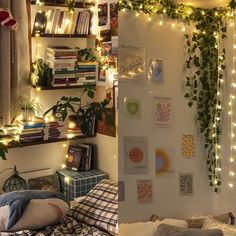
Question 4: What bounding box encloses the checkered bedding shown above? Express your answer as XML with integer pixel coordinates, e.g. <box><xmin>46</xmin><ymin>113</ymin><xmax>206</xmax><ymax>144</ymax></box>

<box><xmin>1</xmin><ymin>211</ymin><xmax>111</xmax><ymax>236</ymax></box>
<box><xmin>68</xmin><ymin>180</ymin><xmax>118</xmax><ymax>235</ymax></box>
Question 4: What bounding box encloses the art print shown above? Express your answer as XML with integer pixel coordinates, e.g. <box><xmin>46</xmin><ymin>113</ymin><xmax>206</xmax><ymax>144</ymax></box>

<box><xmin>124</xmin><ymin>97</ymin><xmax>141</xmax><ymax>119</ymax></box>
<box><xmin>148</xmin><ymin>58</ymin><xmax>164</xmax><ymax>84</ymax></box>
<box><xmin>179</xmin><ymin>173</ymin><xmax>193</xmax><ymax>196</ymax></box>
<box><xmin>137</xmin><ymin>180</ymin><xmax>153</xmax><ymax>203</ymax></box>
<box><xmin>123</xmin><ymin>136</ymin><xmax>149</xmax><ymax>175</ymax></box>
<box><xmin>119</xmin><ymin>44</ymin><xmax>145</xmax><ymax>83</ymax></box>
<box><xmin>118</xmin><ymin>181</ymin><xmax>125</xmax><ymax>201</ymax></box>
<box><xmin>98</xmin><ymin>3</ymin><xmax>108</xmax><ymax>26</ymax></box>
<box><xmin>182</xmin><ymin>134</ymin><xmax>195</xmax><ymax>158</ymax></box>
<box><xmin>152</xmin><ymin>95</ymin><xmax>173</xmax><ymax>128</ymax></box>
<box><xmin>110</xmin><ymin>2</ymin><xmax>118</xmax><ymax>36</ymax></box>
<box><xmin>155</xmin><ymin>148</ymin><xmax>174</xmax><ymax>176</ymax></box>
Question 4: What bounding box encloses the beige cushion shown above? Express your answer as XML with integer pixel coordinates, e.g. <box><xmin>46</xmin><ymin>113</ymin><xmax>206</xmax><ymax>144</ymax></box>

<box><xmin>0</xmin><ymin>198</ymin><xmax>69</xmax><ymax>232</ymax></box>
<box><xmin>187</xmin><ymin>212</ymin><xmax>234</xmax><ymax>228</ymax></box>
<box><xmin>157</xmin><ymin>224</ymin><xmax>223</xmax><ymax>236</ymax></box>
<box><xmin>202</xmin><ymin>217</ymin><xmax>236</xmax><ymax>236</ymax></box>
<box><xmin>119</xmin><ymin>218</ymin><xmax>187</xmax><ymax>236</ymax></box>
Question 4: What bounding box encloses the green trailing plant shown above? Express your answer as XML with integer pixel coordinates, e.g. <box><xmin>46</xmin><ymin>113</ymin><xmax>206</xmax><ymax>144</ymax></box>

<box><xmin>30</xmin><ymin>59</ymin><xmax>53</xmax><ymax>87</ymax></box>
<box><xmin>119</xmin><ymin>0</ymin><xmax>236</xmax><ymax>192</ymax></box>
<box><xmin>44</xmin><ymin>84</ymin><xmax>113</xmax><ymax>135</ymax></box>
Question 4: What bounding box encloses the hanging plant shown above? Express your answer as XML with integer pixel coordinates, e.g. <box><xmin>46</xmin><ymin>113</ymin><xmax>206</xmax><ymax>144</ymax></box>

<box><xmin>119</xmin><ymin>0</ymin><xmax>236</xmax><ymax>192</ymax></box>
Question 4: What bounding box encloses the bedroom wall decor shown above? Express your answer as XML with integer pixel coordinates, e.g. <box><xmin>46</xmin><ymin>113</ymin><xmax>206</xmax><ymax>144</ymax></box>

<box><xmin>182</xmin><ymin>134</ymin><xmax>195</xmax><ymax>158</ymax></box>
<box><xmin>119</xmin><ymin>0</ymin><xmax>236</xmax><ymax>192</ymax></box>
<box><xmin>152</xmin><ymin>94</ymin><xmax>173</xmax><ymax>128</ymax></box>
<box><xmin>118</xmin><ymin>181</ymin><xmax>125</xmax><ymax>201</ymax></box>
<box><xmin>155</xmin><ymin>148</ymin><xmax>174</xmax><ymax>176</ymax></box>
<box><xmin>148</xmin><ymin>58</ymin><xmax>164</xmax><ymax>84</ymax></box>
<box><xmin>137</xmin><ymin>179</ymin><xmax>153</xmax><ymax>203</ymax></box>
<box><xmin>123</xmin><ymin>136</ymin><xmax>149</xmax><ymax>175</ymax></box>
<box><xmin>179</xmin><ymin>172</ymin><xmax>194</xmax><ymax>196</ymax></box>
<box><xmin>124</xmin><ymin>97</ymin><xmax>142</xmax><ymax>119</ymax></box>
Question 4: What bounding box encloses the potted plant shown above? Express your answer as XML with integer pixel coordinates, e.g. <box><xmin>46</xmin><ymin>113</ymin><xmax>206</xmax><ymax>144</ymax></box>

<box><xmin>44</xmin><ymin>84</ymin><xmax>113</xmax><ymax>136</ymax></box>
<box><xmin>12</xmin><ymin>96</ymin><xmax>41</xmax><ymax>122</ymax></box>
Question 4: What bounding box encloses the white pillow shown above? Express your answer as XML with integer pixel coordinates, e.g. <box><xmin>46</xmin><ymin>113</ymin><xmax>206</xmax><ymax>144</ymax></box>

<box><xmin>202</xmin><ymin>217</ymin><xmax>236</xmax><ymax>236</ymax></box>
<box><xmin>119</xmin><ymin>218</ymin><xmax>187</xmax><ymax>236</ymax></box>
<box><xmin>0</xmin><ymin>198</ymin><xmax>69</xmax><ymax>232</ymax></box>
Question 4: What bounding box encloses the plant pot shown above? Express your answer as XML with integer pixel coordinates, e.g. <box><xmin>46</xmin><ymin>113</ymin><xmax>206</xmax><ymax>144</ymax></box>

<box><xmin>21</xmin><ymin>109</ymin><xmax>35</xmax><ymax>122</ymax></box>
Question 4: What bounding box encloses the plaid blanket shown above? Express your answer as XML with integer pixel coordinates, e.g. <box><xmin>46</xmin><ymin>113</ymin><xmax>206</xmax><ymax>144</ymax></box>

<box><xmin>1</xmin><ymin>214</ymin><xmax>111</xmax><ymax>236</ymax></box>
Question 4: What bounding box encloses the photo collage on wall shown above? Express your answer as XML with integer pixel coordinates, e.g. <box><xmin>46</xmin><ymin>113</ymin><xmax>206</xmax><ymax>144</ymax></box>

<box><xmin>121</xmin><ymin>45</ymin><xmax>197</xmax><ymax>203</ymax></box>
<box><xmin>98</xmin><ymin>0</ymin><xmax>118</xmax><ymax>86</ymax></box>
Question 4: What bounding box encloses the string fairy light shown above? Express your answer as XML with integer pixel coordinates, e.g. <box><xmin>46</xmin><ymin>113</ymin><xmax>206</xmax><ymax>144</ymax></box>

<box><xmin>228</xmin><ymin>16</ymin><xmax>236</xmax><ymax>189</ymax></box>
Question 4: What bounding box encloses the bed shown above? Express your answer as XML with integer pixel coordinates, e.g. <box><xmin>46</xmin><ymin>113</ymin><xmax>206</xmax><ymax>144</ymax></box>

<box><xmin>0</xmin><ymin>180</ymin><xmax>118</xmax><ymax>236</ymax></box>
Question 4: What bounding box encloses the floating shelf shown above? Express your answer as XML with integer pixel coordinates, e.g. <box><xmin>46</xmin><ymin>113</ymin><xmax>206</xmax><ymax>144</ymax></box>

<box><xmin>30</xmin><ymin>1</ymin><xmax>95</xmax><ymax>8</ymax></box>
<box><xmin>8</xmin><ymin>134</ymin><xmax>96</xmax><ymax>149</ymax></box>
<box><xmin>32</xmin><ymin>83</ymin><xmax>96</xmax><ymax>90</ymax></box>
<box><xmin>31</xmin><ymin>34</ymin><xmax>96</xmax><ymax>39</ymax></box>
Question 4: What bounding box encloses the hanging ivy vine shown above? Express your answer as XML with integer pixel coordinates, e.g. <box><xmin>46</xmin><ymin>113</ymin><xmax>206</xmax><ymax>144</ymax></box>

<box><xmin>119</xmin><ymin>0</ymin><xmax>236</xmax><ymax>192</ymax></box>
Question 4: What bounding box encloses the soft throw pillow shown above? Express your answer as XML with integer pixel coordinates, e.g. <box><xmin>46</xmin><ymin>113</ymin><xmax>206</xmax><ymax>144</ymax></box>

<box><xmin>187</xmin><ymin>212</ymin><xmax>235</xmax><ymax>228</ymax></box>
<box><xmin>119</xmin><ymin>219</ymin><xmax>187</xmax><ymax>236</ymax></box>
<box><xmin>68</xmin><ymin>179</ymin><xmax>118</xmax><ymax>235</ymax></box>
<box><xmin>202</xmin><ymin>217</ymin><xmax>236</xmax><ymax>236</ymax></box>
<box><xmin>156</xmin><ymin>224</ymin><xmax>223</xmax><ymax>236</ymax></box>
<box><xmin>0</xmin><ymin>190</ymin><xmax>69</xmax><ymax>232</ymax></box>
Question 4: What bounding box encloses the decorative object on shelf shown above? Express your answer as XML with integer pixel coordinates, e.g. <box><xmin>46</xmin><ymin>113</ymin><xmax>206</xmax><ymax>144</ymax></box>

<box><xmin>119</xmin><ymin>0</ymin><xmax>236</xmax><ymax>192</ymax></box>
<box><xmin>12</xmin><ymin>96</ymin><xmax>41</xmax><ymax>122</ymax></box>
<box><xmin>30</xmin><ymin>59</ymin><xmax>53</xmax><ymax>87</ymax></box>
<box><xmin>0</xmin><ymin>8</ymin><xmax>18</xmax><ymax>30</ymax></box>
<box><xmin>44</xmin><ymin>84</ymin><xmax>112</xmax><ymax>136</ymax></box>
<box><xmin>77</xmin><ymin>48</ymin><xmax>97</xmax><ymax>62</ymax></box>
<box><xmin>2</xmin><ymin>166</ymin><xmax>28</xmax><ymax>192</ymax></box>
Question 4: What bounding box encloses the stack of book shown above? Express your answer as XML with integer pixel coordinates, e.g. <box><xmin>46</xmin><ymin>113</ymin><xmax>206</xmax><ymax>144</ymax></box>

<box><xmin>46</xmin><ymin>46</ymin><xmax>78</xmax><ymax>87</ymax></box>
<box><xmin>77</xmin><ymin>62</ymin><xmax>97</xmax><ymax>85</ymax></box>
<box><xmin>32</xmin><ymin>9</ymin><xmax>93</xmax><ymax>35</ymax></box>
<box><xmin>17</xmin><ymin>118</ymin><xmax>45</xmax><ymax>142</ymax></box>
<box><xmin>44</xmin><ymin>120</ymin><xmax>66</xmax><ymax>140</ymax></box>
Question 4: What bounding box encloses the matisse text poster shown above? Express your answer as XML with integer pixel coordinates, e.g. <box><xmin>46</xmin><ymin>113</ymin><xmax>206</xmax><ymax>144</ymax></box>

<box><xmin>152</xmin><ymin>95</ymin><xmax>173</xmax><ymax>128</ymax></box>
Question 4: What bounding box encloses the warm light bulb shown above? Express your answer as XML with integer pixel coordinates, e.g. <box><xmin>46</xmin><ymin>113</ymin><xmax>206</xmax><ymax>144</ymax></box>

<box><xmin>62</xmin><ymin>143</ymin><xmax>67</xmax><ymax>148</ymax></box>
<box><xmin>215</xmin><ymin>155</ymin><xmax>220</xmax><ymax>160</ymax></box>
<box><xmin>230</xmin><ymin>158</ymin><xmax>234</xmax><ymax>162</ymax></box>
<box><xmin>64</xmin><ymin>177</ymin><xmax>70</xmax><ymax>183</ymax></box>
<box><xmin>62</xmin><ymin>164</ymin><xmax>66</xmax><ymax>169</ymax></box>
<box><xmin>228</xmin><ymin>183</ymin><xmax>234</xmax><ymax>188</ymax></box>
<box><xmin>159</xmin><ymin>21</ymin><xmax>163</xmax><ymax>26</ymax></box>
<box><xmin>229</xmin><ymin>171</ymin><xmax>235</xmax><ymax>176</ymax></box>
<box><xmin>68</xmin><ymin>122</ymin><xmax>76</xmax><ymax>129</ymax></box>
<box><xmin>163</xmin><ymin>8</ymin><xmax>167</xmax><ymax>14</ymax></box>
<box><xmin>67</xmin><ymin>134</ymin><xmax>75</xmax><ymax>139</ymax></box>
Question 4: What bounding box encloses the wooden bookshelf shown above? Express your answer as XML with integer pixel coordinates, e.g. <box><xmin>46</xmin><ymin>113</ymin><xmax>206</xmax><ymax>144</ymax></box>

<box><xmin>31</xmin><ymin>34</ymin><xmax>96</xmax><ymax>39</ymax></box>
<box><xmin>30</xmin><ymin>1</ymin><xmax>95</xmax><ymax>8</ymax></box>
<box><xmin>32</xmin><ymin>83</ymin><xmax>96</xmax><ymax>90</ymax></box>
<box><xmin>8</xmin><ymin>134</ymin><xmax>96</xmax><ymax>149</ymax></box>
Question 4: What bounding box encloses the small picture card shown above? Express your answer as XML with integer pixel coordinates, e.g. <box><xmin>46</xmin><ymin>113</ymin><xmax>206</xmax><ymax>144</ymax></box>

<box><xmin>124</xmin><ymin>97</ymin><xmax>141</xmax><ymax>119</ymax></box>
<box><xmin>148</xmin><ymin>58</ymin><xmax>164</xmax><ymax>84</ymax></box>
<box><xmin>155</xmin><ymin>148</ymin><xmax>175</xmax><ymax>176</ymax></box>
<box><xmin>179</xmin><ymin>173</ymin><xmax>193</xmax><ymax>196</ymax></box>
<box><xmin>118</xmin><ymin>181</ymin><xmax>125</xmax><ymax>201</ymax></box>
<box><xmin>98</xmin><ymin>3</ymin><xmax>108</xmax><ymax>27</ymax></box>
<box><xmin>123</xmin><ymin>136</ymin><xmax>149</xmax><ymax>175</ymax></box>
<box><xmin>152</xmin><ymin>95</ymin><xmax>173</xmax><ymax>128</ymax></box>
<box><xmin>182</xmin><ymin>134</ymin><xmax>195</xmax><ymax>158</ymax></box>
<box><xmin>137</xmin><ymin>180</ymin><xmax>153</xmax><ymax>203</ymax></box>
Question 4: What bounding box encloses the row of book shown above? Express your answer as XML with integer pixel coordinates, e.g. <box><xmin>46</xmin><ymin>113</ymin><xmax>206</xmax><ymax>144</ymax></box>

<box><xmin>46</xmin><ymin>46</ymin><xmax>97</xmax><ymax>87</ymax></box>
<box><xmin>33</xmin><ymin>9</ymin><xmax>93</xmax><ymax>35</ymax></box>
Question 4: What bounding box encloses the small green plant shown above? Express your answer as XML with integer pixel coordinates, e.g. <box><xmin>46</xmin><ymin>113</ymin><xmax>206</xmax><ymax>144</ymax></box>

<box><xmin>12</xmin><ymin>96</ymin><xmax>41</xmax><ymax>122</ymax></box>
<box><xmin>30</xmin><ymin>59</ymin><xmax>53</xmax><ymax>87</ymax></box>
<box><xmin>44</xmin><ymin>84</ymin><xmax>113</xmax><ymax>135</ymax></box>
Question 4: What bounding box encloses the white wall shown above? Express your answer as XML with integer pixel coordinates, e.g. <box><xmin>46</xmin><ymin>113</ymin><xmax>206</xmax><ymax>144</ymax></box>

<box><xmin>118</xmin><ymin>11</ymin><xmax>213</xmax><ymax>223</ymax></box>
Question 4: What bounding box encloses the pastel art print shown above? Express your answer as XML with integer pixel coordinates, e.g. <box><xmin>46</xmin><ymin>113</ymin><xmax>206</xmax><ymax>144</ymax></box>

<box><xmin>123</xmin><ymin>136</ymin><xmax>149</xmax><ymax>175</ymax></box>
<box><xmin>182</xmin><ymin>134</ymin><xmax>195</xmax><ymax>158</ymax></box>
<box><xmin>148</xmin><ymin>58</ymin><xmax>164</xmax><ymax>84</ymax></box>
<box><xmin>118</xmin><ymin>181</ymin><xmax>125</xmax><ymax>202</ymax></box>
<box><xmin>119</xmin><ymin>44</ymin><xmax>145</xmax><ymax>83</ymax></box>
<box><xmin>155</xmin><ymin>148</ymin><xmax>174</xmax><ymax>176</ymax></box>
<box><xmin>152</xmin><ymin>95</ymin><xmax>173</xmax><ymax>128</ymax></box>
<box><xmin>137</xmin><ymin>180</ymin><xmax>153</xmax><ymax>203</ymax></box>
<box><xmin>124</xmin><ymin>97</ymin><xmax>141</xmax><ymax>118</ymax></box>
